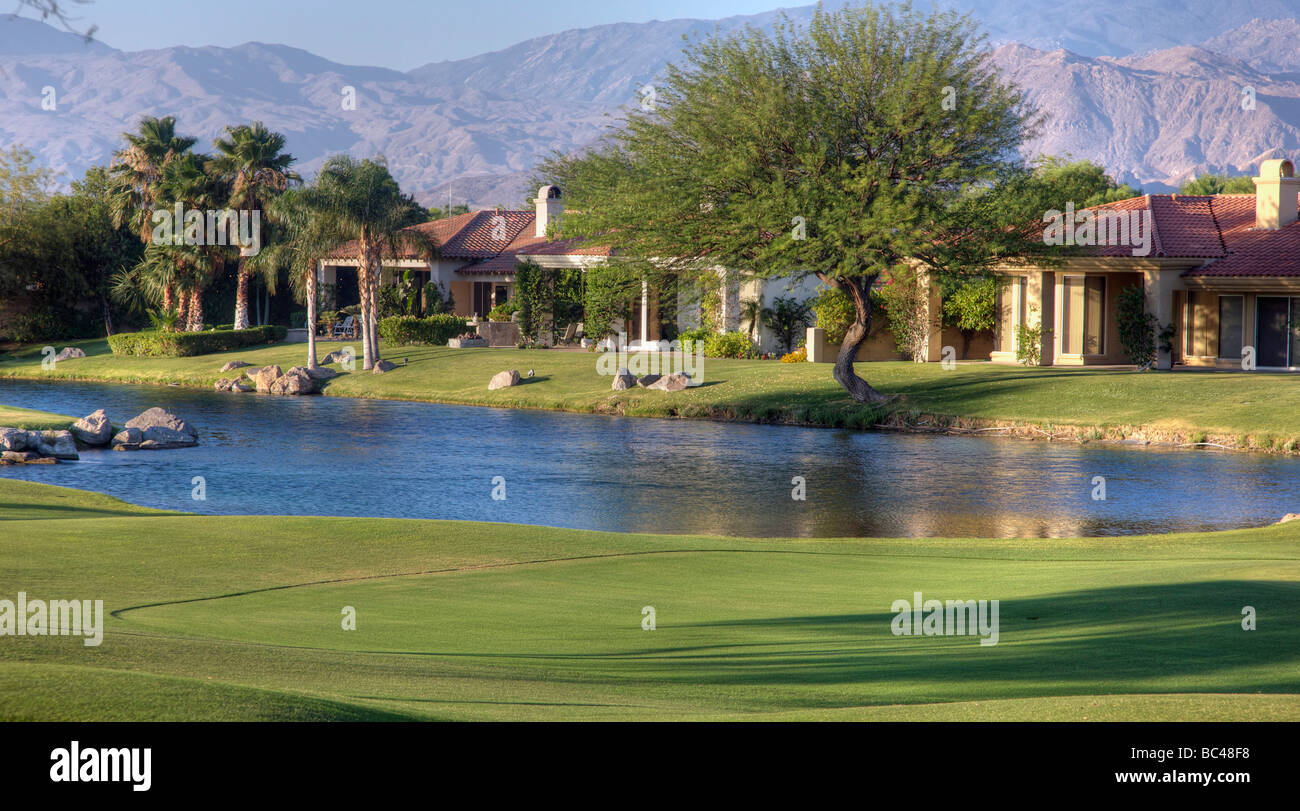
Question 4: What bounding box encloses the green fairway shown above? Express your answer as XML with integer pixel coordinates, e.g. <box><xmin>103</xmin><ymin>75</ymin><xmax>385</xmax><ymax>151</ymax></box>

<box><xmin>2</xmin><ymin>478</ymin><xmax>1297</xmax><ymax>721</ymax></box>
<box><xmin>2</xmin><ymin>337</ymin><xmax>1299</xmax><ymax>444</ymax></box>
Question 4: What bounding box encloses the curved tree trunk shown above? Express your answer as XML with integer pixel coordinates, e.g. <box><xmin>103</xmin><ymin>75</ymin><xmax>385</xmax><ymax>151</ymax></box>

<box><xmin>233</xmin><ymin>260</ymin><xmax>251</xmax><ymax>330</ymax></box>
<box><xmin>821</xmin><ymin>272</ymin><xmax>891</xmax><ymax>405</ymax></box>
<box><xmin>305</xmin><ymin>267</ymin><xmax>319</xmax><ymax>369</ymax></box>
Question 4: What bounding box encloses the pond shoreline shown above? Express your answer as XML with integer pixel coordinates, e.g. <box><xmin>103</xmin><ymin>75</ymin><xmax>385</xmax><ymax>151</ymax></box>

<box><xmin>2</xmin><ymin>366</ymin><xmax>1297</xmax><ymax>459</ymax></box>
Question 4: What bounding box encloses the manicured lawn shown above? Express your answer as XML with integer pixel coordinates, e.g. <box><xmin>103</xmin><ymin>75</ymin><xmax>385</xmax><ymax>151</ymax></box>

<box><xmin>2</xmin><ymin>337</ymin><xmax>1300</xmax><ymax>442</ymax></box>
<box><xmin>2</xmin><ymin>478</ymin><xmax>1297</xmax><ymax>721</ymax></box>
<box><xmin>0</xmin><ymin>404</ymin><xmax>76</xmax><ymax>430</ymax></box>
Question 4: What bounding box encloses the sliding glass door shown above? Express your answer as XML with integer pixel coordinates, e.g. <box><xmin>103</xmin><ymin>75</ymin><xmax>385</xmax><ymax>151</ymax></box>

<box><xmin>1256</xmin><ymin>296</ymin><xmax>1294</xmax><ymax>368</ymax></box>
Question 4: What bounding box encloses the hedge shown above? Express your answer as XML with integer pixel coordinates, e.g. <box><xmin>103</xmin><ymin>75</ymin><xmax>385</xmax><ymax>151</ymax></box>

<box><xmin>377</xmin><ymin>314</ymin><xmax>468</xmax><ymax>346</ymax></box>
<box><xmin>108</xmin><ymin>325</ymin><xmax>287</xmax><ymax>357</ymax></box>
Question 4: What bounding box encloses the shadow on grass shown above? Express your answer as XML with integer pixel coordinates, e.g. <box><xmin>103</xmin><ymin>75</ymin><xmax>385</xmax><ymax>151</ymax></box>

<box><xmin>367</xmin><ymin>581</ymin><xmax>1300</xmax><ymax>696</ymax></box>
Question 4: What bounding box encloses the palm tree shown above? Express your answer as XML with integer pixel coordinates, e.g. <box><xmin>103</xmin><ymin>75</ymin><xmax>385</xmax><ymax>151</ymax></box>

<box><xmin>212</xmin><ymin>122</ymin><xmax>299</xmax><ymax>330</ymax></box>
<box><xmin>255</xmin><ymin>187</ymin><xmax>348</xmax><ymax>369</ymax></box>
<box><xmin>154</xmin><ymin>152</ymin><xmax>231</xmax><ymax>331</ymax></box>
<box><xmin>108</xmin><ymin>116</ymin><xmax>197</xmax><ymax>318</ymax></box>
<box><xmin>302</xmin><ymin>156</ymin><xmax>429</xmax><ymax>369</ymax></box>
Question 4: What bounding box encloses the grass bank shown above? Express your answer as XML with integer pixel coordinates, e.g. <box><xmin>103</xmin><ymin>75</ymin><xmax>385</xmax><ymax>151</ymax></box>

<box><xmin>2</xmin><ymin>337</ymin><xmax>1299</xmax><ymax>450</ymax></box>
<box><xmin>1</xmin><ymin>478</ymin><xmax>1297</xmax><ymax>721</ymax></box>
<box><xmin>0</xmin><ymin>404</ymin><xmax>75</xmax><ymax>430</ymax></box>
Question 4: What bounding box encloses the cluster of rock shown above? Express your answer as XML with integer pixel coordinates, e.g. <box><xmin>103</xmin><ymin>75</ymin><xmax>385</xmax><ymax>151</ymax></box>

<box><xmin>0</xmin><ymin>428</ymin><xmax>76</xmax><ymax>464</ymax></box>
<box><xmin>611</xmin><ymin>369</ymin><xmax>692</xmax><ymax>392</ymax></box>
<box><xmin>214</xmin><ymin>359</ymin><xmax>338</xmax><ymax>395</ymax></box>
<box><xmin>0</xmin><ymin>406</ymin><xmax>198</xmax><ymax>463</ymax></box>
<box><xmin>53</xmin><ymin>346</ymin><xmax>87</xmax><ymax>361</ymax></box>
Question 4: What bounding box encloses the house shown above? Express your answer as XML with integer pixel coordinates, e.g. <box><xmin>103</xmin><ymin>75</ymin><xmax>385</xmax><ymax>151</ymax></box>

<box><xmin>993</xmin><ymin>158</ymin><xmax>1300</xmax><ymax>371</ymax></box>
<box><xmin>318</xmin><ymin>186</ymin><xmax>608</xmax><ymax>332</ymax></box>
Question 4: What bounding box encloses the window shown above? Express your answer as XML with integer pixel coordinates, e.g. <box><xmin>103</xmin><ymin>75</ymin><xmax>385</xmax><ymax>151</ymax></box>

<box><xmin>1217</xmin><ymin>296</ymin><xmax>1243</xmax><ymax>360</ymax></box>
<box><xmin>1061</xmin><ymin>276</ymin><xmax>1106</xmax><ymax>355</ymax></box>
<box><xmin>995</xmin><ymin>276</ymin><xmax>1027</xmax><ymax>353</ymax></box>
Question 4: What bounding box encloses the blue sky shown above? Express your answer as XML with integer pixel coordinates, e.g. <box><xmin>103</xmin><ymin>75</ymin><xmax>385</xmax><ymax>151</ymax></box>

<box><xmin>22</xmin><ymin>0</ymin><xmax>793</xmax><ymax>70</ymax></box>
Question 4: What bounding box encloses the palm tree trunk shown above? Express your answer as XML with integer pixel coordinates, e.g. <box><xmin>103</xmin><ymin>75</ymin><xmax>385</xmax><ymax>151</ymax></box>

<box><xmin>233</xmin><ymin>259</ymin><xmax>251</xmax><ymax>330</ymax></box>
<box><xmin>188</xmin><ymin>288</ymin><xmax>204</xmax><ymax>332</ymax></box>
<box><xmin>368</xmin><ymin>269</ymin><xmax>382</xmax><ymax>364</ymax></box>
<box><xmin>163</xmin><ymin>284</ymin><xmax>175</xmax><ymax>318</ymax></box>
<box><xmin>358</xmin><ymin>264</ymin><xmax>373</xmax><ymax>370</ymax></box>
<box><xmin>174</xmin><ymin>289</ymin><xmax>188</xmax><ymax>331</ymax></box>
<box><xmin>306</xmin><ymin>267</ymin><xmax>318</xmax><ymax>369</ymax></box>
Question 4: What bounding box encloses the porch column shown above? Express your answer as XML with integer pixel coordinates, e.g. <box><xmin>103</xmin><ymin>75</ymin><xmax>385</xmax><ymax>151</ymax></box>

<box><xmin>1143</xmin><ymin>268</ymin><xmax>1179</xmax><ymax>370</ymax></box>
<box><xmin>918</xmin><ymin>269</ymin><xmax>944</xmax><ymax>362</ymax></box>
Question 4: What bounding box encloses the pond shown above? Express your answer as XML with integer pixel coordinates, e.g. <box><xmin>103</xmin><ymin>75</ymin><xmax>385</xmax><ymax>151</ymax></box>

<box><xmin>2</xmin><ymin>379</ymin><xmax>1298</xmax><ymax>538</ymax></box>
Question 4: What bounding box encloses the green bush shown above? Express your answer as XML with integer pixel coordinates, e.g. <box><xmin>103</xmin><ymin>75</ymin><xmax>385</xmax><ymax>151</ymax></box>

<box><xmin>676</xmin><ymin>326</ymin><xmax>712</xmax><ymax>353</ymax></box>
<box><xmin>1116</xmin><ymin>284</ymin><xmax>1158</xmax><ymax>369</ymax></box>
<box><xmin>377</xmin><ymin>314</ymin><xmax>468</xmax><ymax>346</ymax></box>
<box><xmin>487</xmin><ymin>300</ymin><xmax>519</xmax><ymax>322</ymax></box>
<box><xmin>107</xmin><ymin>326</ymin><xmax>287</xmax><ymax>357</ymax></box>
<box><xmin>702</xmin><ymin>331</ymin><xmax>757</xmax><ymax>359</ymax></box>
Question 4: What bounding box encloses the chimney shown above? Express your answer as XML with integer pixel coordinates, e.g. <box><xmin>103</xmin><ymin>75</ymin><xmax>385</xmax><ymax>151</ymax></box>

<box><xmin>534</xmin><ymin>185</ymin><xmax>563</xmax><ymax>239</ymax></box>
<box><xmin>1253</xmin><ymin>158</ymin><xmax>1299</xmax><ymax>230</ymax></box>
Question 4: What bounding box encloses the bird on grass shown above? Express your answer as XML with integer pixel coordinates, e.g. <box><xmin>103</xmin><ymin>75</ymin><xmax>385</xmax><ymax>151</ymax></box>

<box><xmin>526</xmin><ymin>369</ymin><xmax>535</xmax><ymax>378</ymax></box>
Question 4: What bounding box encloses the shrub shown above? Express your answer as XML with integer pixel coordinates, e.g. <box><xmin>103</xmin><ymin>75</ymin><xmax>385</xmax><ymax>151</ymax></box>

<box><xmin>107</xmin><ymin>325</ymin><xmax>286</xmax><ymax>357</ymax></box>
<box><xmin>677</xmin><ymin>326</ymin><xmax>712</xmax><ymax>354</ymax></box>
<box><xmin>781</xmin><ymin>346</ymin><xmax>807</xmax><ymax>363</ymax></box>
<box><xmin>810</xmin><ymin>288</ymin><xmax>855</xmax><ymax>345</ymax></box>
<box><xmin>702</xmin><ymin>331</ymin><xmax>757</xmax><ymax>359</ymax></box>
<box><xmin>1116</xmin><ymin>284</ymin><xmax>1158</xmax><ymax>369</ymax></box>
<box><xmin>1014</xmin><ymin>306</ymin><xmax>1049</xmax><ymax>366</ymax></box>
<box><xmin>377</xmin><ymin>314</ymin><xmax>468</xmax><ymax>346</ymax></box>
<box><xmin>487</xmin><ymin>300</ymin><xmax>519</xmax><ymax>322</ymax></box>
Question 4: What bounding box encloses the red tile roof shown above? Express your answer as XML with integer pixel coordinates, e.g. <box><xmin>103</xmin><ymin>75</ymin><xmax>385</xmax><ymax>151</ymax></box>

<box><xmin>324</xmin><ymin>209</ymin><xmax>610</xmax><ymax>272</ymax></box>
<box><xmin>1077</xmin><ymin>193</ymin><xmax>1300</xmax><ymax>277</ymax></box>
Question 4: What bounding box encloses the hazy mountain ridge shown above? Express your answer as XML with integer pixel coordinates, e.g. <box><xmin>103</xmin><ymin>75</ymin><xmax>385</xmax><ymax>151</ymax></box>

<box><xmin>3</xmin><ymin>5</ymin><xmax>1300</xmax><ymax>207</ymax></box>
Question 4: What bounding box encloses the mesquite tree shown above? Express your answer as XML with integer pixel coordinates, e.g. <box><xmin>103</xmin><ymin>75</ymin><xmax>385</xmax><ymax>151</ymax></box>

<box><xmin>540</xmin><ymin>3</ymin><xmax>1043</xmax><ymax>402</ymax></box>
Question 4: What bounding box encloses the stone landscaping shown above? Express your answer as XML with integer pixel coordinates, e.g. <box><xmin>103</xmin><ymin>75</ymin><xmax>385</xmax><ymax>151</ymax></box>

<box><xmin>611</xmin><ymin>368</ymin><xmax>692</xmax><ymax>391</ymax></box>
<box><xmin>0</xmin><ymin>406</ymin><xmax>199</xmax><ymax>463</ymax></box>
<box><xmin>214</xmin><ymin>357</ymin><xmax>347</xmax><ymax>394</ymax></box>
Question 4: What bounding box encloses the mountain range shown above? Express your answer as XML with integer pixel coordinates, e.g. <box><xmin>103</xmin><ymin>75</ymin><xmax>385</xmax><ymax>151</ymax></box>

<box><xmin>3</xmin><ymin>3</ymin><xmax>1300</xmax><ymax>207</ymax></box>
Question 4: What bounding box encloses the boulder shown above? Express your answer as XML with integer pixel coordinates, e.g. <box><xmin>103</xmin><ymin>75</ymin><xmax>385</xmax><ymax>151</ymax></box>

<box><xmin>136</xmin><ymin>426</ymin><xmax>197</xmax><ymax>449</ymax></box>
<box><xmin>321</xmin><ymin>351</ymin><xmax>348</xmax><ymax>365</ymax></box>
<box><xmin>111</xmin><ymin>427</ymin><xmax>143</xmax><ymax>450</ymax></box>
<box><xmin>1279</xmin><ymin>513</ymin><xmax>1300</xmax><ymax>524</ymax></box>
<box><xmin>0</xmin><ymin>427</ymin><xmax>31</xmax><ymax>451</ymax></box>
<box><xmin>220</xmin><ymin>360</ymin><xmax>250</xmax><ymax>373</ymax></box>
<box><xmin>646</xmin><ymin>373</ymin><xmax>692</xmax><ymax>392</ymax></box>
<box><xmin>372</xmin><ymin>360</ymin><xmax>397</xmax><ymax>374</ymax></box>
<box><xmin>270</xmin><ymin>369</ymin><xmax>316</xmax><ymax>395</ymax></box>
<box><xmin>214</xmin><ymin>378</ymin><xmax>235</xmax><ymax>392</ymax></box>
<box><xmin>125</xmin><ymin>407</ymin><xmax>198</xmax><ymax>441</ymax></box>
<box><xmin>636</xmin><ymin>374</ymin><xmax>661</xmax><ymax>388</ymax></box>
<box><xmin>36</xmin><ymin>430</ymin><xmax>79</xmax><ymax>459</ymax></box>
<box><xmin>304</xmin><ymin>365</ymin><xmax>337</xmax><ymax>381</ymax></box>
<box><xmin>71</xmin><ymin>409</ymin><xmax>112</xmax><ymax>446</ymax></box>
<box><xmin>1</xmin><ymin>450</ymin><xmax>41</xmax><ymax>463</ymax></box>
<box><xmin>53</xmin><ymin>346</ymin><xmax>86</xmax><ymax>361</ymax></box>
<box><xmin>488</xmin><ymin>369</ymin><xmax>521</xmax><ymax>390</ymax></box>
<box><xmin>253</xmin><ymin>365</ymin><xmax>283</xmax><ymax>393</ymax></box>
<box><xmin>230</xmin><ymin>378</ymin><xmax>253</xmax><ymax>393</ymax></box>
<box><xmin>611</xmin><ymin>371</ymin><xmax>638</xmax><ymax>390</ymax></box>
